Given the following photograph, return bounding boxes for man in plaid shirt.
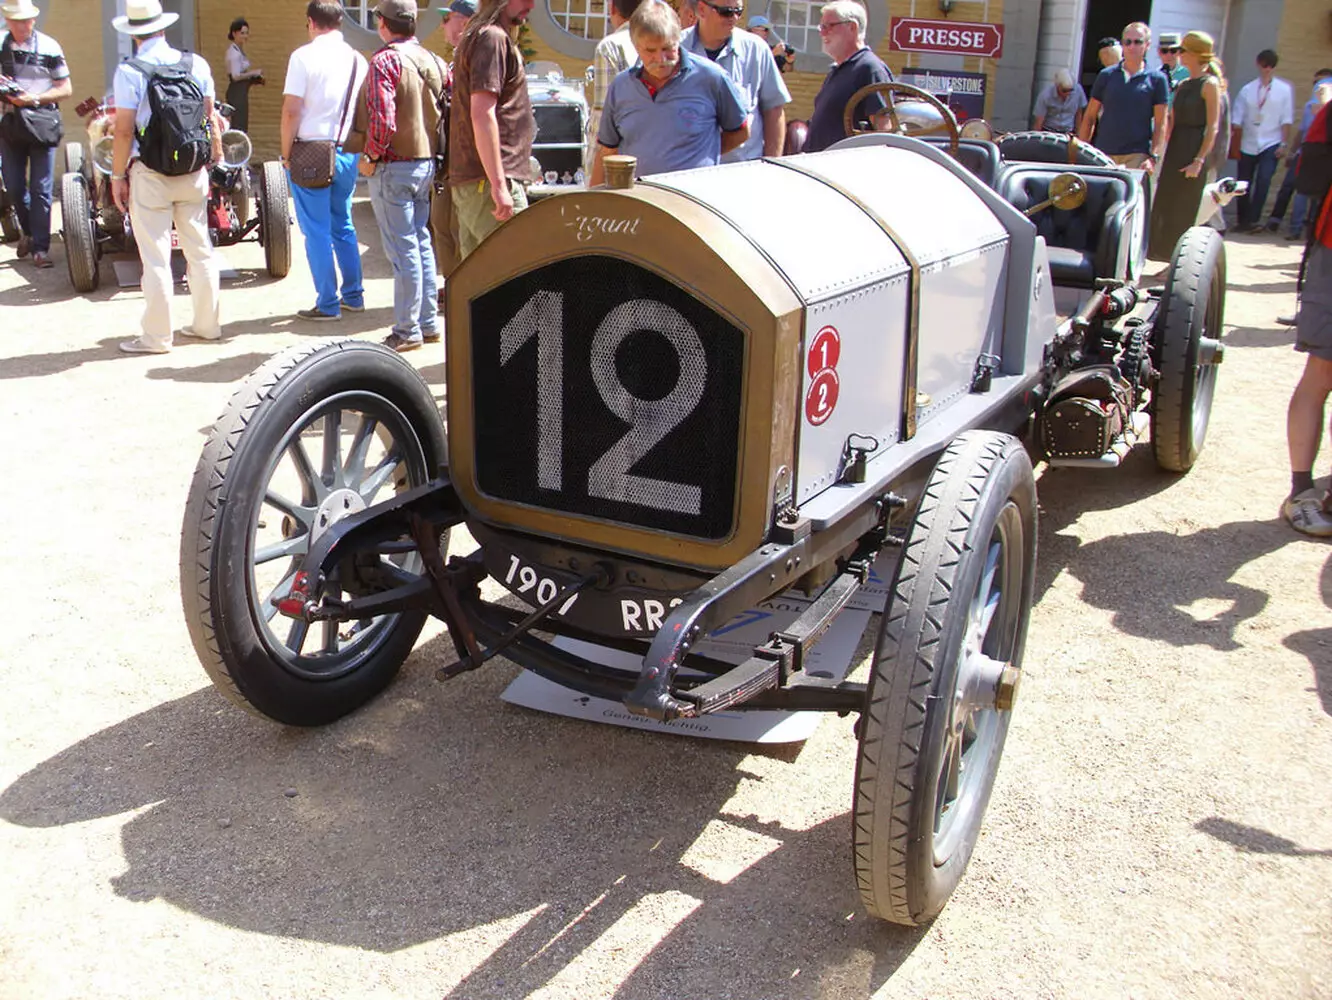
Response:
[355,0,448,352]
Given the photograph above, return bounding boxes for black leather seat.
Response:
[998,166,1135,288]
[917,137,1005,189]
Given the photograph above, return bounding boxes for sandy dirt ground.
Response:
[0,191,1329,1000]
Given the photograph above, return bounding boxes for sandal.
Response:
[382,332,422,353]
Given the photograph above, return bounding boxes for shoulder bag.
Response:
[0,34,63,148]
[288,58,358,189]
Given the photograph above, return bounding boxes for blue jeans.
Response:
[0,137,56,253]
[1237,145,1279,228]
[288,150,364,317]
[367,158,437,343]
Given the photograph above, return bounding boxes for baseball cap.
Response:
[439,0,476,16]
[748,14,772,29]
[1097,36,1119,49]
[373,0,418,21]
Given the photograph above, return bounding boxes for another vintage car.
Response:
[180,84,1228,927]
[525,63,590,199]
[58,95,291,292]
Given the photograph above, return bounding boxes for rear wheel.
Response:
[180,340,449,726]
[63,141,89,183]
[853,431,1037,925]
[998,131,1116,167]
[259,160,291,278]
[60,172,99,293]
[1151,226,1226,472]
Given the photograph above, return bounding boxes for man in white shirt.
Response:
[681,0,790,160]
[1231,48,1295,232]
[590,0,643,152]
[280,0,369,321]
[110,0,223,354]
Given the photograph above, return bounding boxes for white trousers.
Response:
[128,165,221,349]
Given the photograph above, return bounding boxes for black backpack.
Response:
[129,54,211,176]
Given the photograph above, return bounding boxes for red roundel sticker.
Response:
[805,368,840,425]
[807,325,841,378]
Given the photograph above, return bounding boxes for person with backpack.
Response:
[109,0,223,354]
[350,0,448,353]
[279,0,368,322]
[0,0,72,270]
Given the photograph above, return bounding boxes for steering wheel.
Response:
[841,80,960,158]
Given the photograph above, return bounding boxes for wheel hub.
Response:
[310,487,366,542]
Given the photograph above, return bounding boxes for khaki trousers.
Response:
[128,164,221,350]
[431,180,461,280]
[1111,153,1149,169]
[451,177,528,260]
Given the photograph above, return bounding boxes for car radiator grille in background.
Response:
[470,255,744,540]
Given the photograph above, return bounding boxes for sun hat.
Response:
[111,0,180,35]
[438,0,476,16]
[1,0,40,20]
[1181,30,1216,62]
[1157,31,1182,49]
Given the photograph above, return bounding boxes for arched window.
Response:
[547,0,610,43]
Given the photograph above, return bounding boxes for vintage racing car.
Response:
[58,95,291,292]
[180,83,1227,927]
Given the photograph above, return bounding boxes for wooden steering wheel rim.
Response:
[840,80,961,158]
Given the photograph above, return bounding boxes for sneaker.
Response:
[1265,218,1281,232]
[32,251,52,268]
[296,307,339,321]
[177,326,222,341]
[340,300,365,312]
[119,338,171,355]
[1282,489,1332,537]
[383,332,422,353]
[422,329,441,344]
[1277,314,1298,326]
[15,234,30,258]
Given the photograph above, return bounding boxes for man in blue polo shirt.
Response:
[591,0,748,181]
[681,0,789,160]
[1077,20,1168,169]
[804,0,892,153]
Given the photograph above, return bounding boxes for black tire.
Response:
[1151,226,1226,472]
[60,172,100,293]
[0,204,18,243]
[998,130,1116,167]
[259,160,291,278]
[853,431,1037,926]
[180,340,449,726]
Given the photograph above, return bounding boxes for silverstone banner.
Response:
[898,69,988,123]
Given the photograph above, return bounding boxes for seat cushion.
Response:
[999,168,1131,287]
[1045,245,1095,286]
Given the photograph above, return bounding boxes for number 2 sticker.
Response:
[805,369,839,426]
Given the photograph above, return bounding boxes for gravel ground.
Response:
[0,195,1329,1000]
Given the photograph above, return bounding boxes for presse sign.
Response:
[889,17,1004,59]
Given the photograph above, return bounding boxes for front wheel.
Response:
[1151,226,1226,472]
[259,159,291,278]
[180,340,449,726]
[853,431,1037,926]
[60,172,99,293]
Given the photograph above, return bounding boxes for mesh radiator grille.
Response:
[470,255,744,539]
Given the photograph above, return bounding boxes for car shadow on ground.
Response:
[1032,450,1292,650]
[1194,817,1332,857]
[0,643,921,996]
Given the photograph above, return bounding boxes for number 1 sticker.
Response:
[805,368,840,426]
[807,325,840,378]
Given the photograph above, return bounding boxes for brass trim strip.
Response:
[763,156,923,441]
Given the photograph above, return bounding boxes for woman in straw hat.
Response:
[1149,30,1225,257]
[0,0,72,268]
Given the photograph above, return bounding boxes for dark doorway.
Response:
[1079,2,1153,91]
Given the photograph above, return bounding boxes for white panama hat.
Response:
[1,0,41,20]
[112,0,180,36]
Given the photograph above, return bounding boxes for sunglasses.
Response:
[1160,46,1181,54]
[1122,38,1146,46]
[702,0,744,17]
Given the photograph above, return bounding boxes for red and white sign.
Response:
[889,17,1004,59]
[805,369,840,426]
[807,325,841,378]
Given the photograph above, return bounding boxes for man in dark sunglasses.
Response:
[1156,31,1189,98]
[681,0,791,160]
[1077,20,1169,170]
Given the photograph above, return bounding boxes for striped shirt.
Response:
[0,29,69,98]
